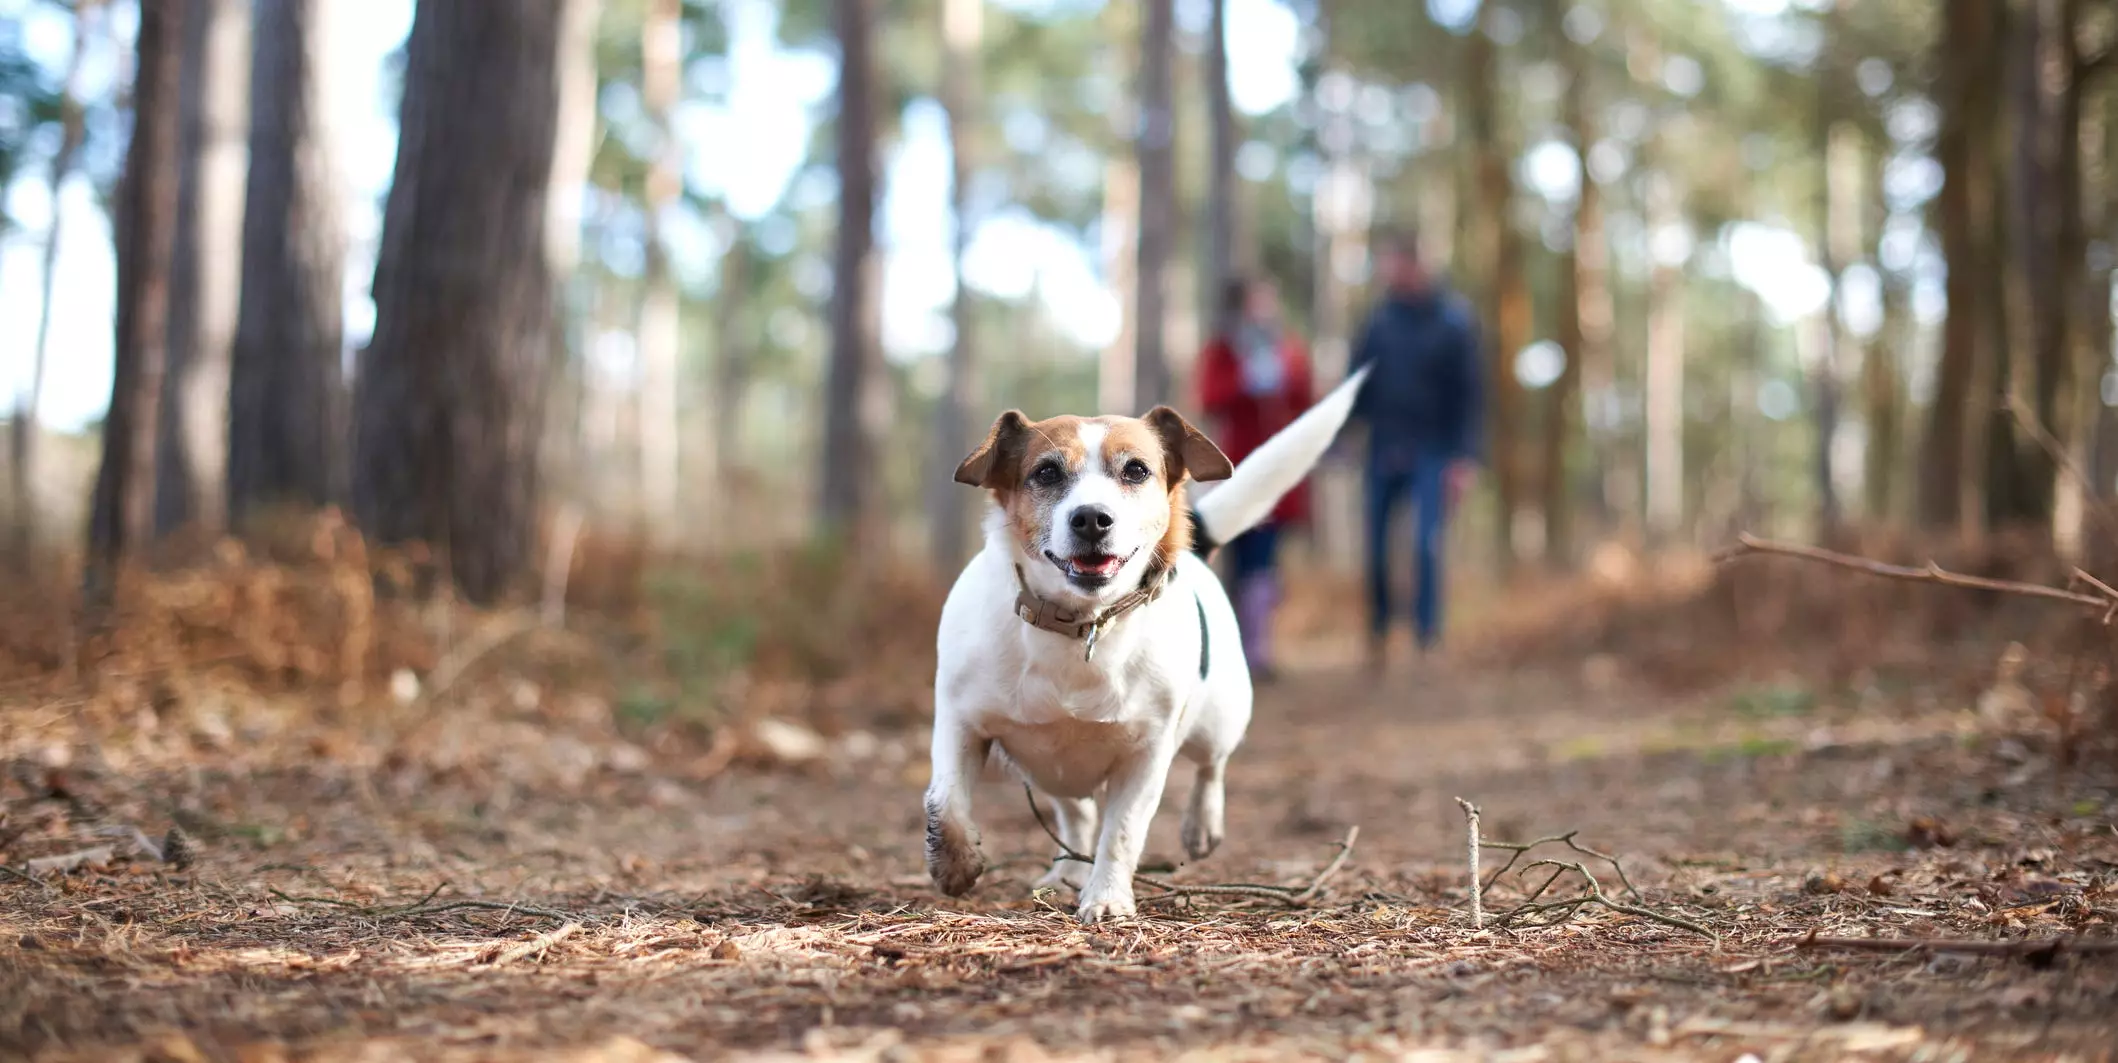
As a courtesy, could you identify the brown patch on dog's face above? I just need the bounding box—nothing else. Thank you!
[956,408,1230,601]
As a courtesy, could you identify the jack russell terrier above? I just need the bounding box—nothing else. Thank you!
[925,366,1372,922]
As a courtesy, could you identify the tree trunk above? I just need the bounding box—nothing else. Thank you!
[156,0,247,537]
[820,0,885,544]
[1466,23,1526,567]
[1132,0,1176,411]
[711,216,750,490]
[1642,167,1685,544]
[1810,27,1846,538]
[353,0,564,603]
[14,0,100,563]
[1203,0,1239,331]
[1921,0,2002,539]
[15,0,101,559]
[1545,33,1593,567]
[227,0,343,526]
[87,0,183,593]
[637,0,683,548]
[2093,69,2118,553]
[1100,157,1139,415]
[930,0,983,571]
[1867,272,1907,524]
[1573,143,1618,536]
[1994,0,2076,529]
[542,0,600,508]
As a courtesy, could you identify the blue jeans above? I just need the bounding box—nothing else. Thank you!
[1228,523,1281,580]
[1366,455,1451,647]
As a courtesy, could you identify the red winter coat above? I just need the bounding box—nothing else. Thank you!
[1196,330,1315,527]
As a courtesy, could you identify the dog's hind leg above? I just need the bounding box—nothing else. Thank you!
[1180,754,1228,861]
[1031,793,1097,893]
[924,722,991,897]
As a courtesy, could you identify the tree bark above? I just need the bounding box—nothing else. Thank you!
[1466,22,1527,566]
[87,0,183,593]
[227,0,343,526]
[711,216,750,491]
[637,0,683,548]
[1132,0,1176,411]
[1204,0,1239,332]
[930,0,983,571]
[14,0,100,563]
[1545,37,1592,567]
[820,0,885,544]
[1642,166,1685,544]
[353,0,564,603]
[1099,156,1138,415]
[1996,0,2071,528]
[1921,0,2002,540]
[156,0,247,537]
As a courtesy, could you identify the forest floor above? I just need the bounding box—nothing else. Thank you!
[3,556,2118,1062]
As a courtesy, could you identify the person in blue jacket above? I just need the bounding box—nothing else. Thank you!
[1346,226,1484,669]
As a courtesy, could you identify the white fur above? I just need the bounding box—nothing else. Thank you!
[1190,363,1371,547]
[926,384,1364,923]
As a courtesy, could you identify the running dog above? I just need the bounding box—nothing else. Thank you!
[925,366,1370,922]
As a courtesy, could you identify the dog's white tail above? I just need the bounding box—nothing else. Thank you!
[1190,364,1371,550]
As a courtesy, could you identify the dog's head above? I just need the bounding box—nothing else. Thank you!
[955,407,1233,607]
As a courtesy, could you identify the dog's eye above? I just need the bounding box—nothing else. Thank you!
[1030,462,1065,488]
[1121,459,1153,485]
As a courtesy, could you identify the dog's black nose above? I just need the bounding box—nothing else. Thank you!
[1070,505,1115,540]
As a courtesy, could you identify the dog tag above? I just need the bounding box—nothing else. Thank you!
[1083,621,1102,662]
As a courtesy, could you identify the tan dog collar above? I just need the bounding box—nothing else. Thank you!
[1012,562,1175,662]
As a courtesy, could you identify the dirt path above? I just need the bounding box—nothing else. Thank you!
[4,652,2116,1062]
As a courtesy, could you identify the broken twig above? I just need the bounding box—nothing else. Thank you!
[1293,826,1360,903]
[1497,860,1719,945]
[1797,932,2118,958]
[1455,798,1483,929]
[23,846,114,876]
[1479,829,1642,900]
[489,921,581,965]
[1715,534,2114,614]
[1023,785,1356,908]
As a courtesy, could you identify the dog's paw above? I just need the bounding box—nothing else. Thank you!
[1074,882,1136,923]
[1032,860,1090,894]
[925,804,985,897]
[1180,812,1223,861]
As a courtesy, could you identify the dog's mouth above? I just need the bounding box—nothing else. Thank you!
[1045,549,1134,588]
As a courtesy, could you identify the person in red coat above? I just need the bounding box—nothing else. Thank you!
[1196,276,1314,682]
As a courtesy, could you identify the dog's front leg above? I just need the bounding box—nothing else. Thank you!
[1074,733,1180,923]
[924,720,991,897]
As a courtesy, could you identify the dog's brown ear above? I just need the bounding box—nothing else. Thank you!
[955,410,1032,488]
[1145,406,1234,484]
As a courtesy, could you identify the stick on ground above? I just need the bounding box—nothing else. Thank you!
[1023,785,1357,908]
[1798,932,2118,958]
[1714,534,2114,614]
[1455,798,1483,929]
[1499,859,1719,946]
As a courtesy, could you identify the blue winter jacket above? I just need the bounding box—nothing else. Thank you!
[1346,287,1485,474]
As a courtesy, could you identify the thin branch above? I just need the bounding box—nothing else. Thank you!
[1456,798,1483,929]
[23,846,113,876]
[0,862,53,889]
[1798,932,2118,957]
[488,921,580,965]
[2004,394,2118,543]
[1021,785,1353,908]
[1478,829,1642,901]
[1023,783,1091,866]
[422,615,540,703]
[1715,534,2114,612]
[1496,860,1719,945]
[1293,826,1360,904]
